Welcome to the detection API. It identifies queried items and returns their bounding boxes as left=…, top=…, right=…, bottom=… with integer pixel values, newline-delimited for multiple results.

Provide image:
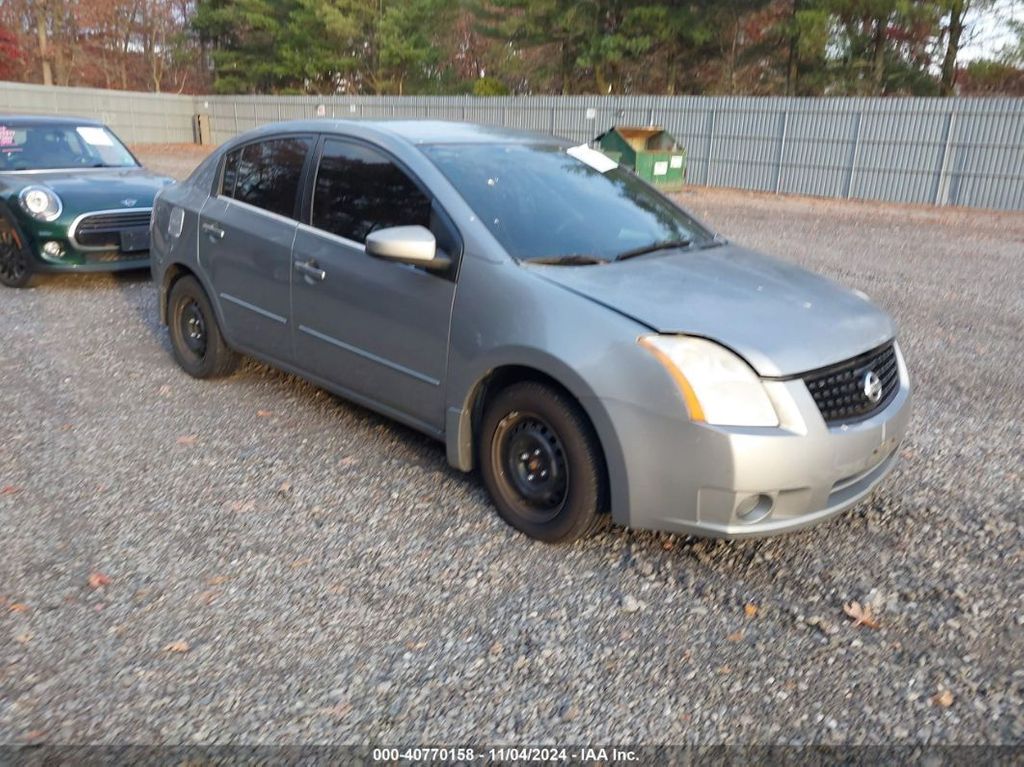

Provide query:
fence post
left=704, top=107, right=716, bottom=186
left=846, top=111, right=863, bottom=199
left=128, top=95, right=137, bottom=143
left=935, top=111, right=957, bottom=206
left=775, top=109, right=789, bottom=194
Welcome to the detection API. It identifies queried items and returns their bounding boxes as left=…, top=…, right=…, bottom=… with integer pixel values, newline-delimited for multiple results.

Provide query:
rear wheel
left=0, top=218, right=37, bottom=289
left=167, top=275, right=239, bottom=379
left=479, top=381, right=608, bottom=543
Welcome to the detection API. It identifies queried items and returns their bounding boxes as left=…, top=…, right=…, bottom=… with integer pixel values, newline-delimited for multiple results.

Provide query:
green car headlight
left=19, top=185, right=63, bottom=222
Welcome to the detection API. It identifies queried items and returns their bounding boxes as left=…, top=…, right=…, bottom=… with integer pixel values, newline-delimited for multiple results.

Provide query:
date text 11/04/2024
left=370, top=747, right=639, bottom=762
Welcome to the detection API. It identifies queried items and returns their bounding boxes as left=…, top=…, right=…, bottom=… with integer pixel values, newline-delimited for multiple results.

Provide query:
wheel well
left=469, top=365, right=611, bottom=511
left=0, top=204, right=27, bottom=248
left=160, top=263, right=197, bottom=324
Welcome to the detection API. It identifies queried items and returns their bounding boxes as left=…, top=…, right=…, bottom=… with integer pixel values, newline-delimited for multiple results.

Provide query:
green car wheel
left=0, top=216, right=36, bottom=289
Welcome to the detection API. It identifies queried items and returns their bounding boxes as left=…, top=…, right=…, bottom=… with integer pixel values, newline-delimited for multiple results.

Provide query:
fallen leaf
left=15, top=633, right=32, bottom=644
left=932, top=689, right=954, bottom=708
left=227, top=500, right=255, bottom=513
left=338, top=457, right=358, bottom=468
left=23, top=730, right=46, bottom=741
left=278, top=481, right=292, bottom=494
left=843, top=601, right=881, bottom=629
left=320, top=701, right=352, bottom=720
left=726, top=630, right=744, bottom=642
left=176, top=435, right=198, bottom=445
left=198, top=590, right=218, bottom=606
left=290, top=557, right=312, bottom=569
left=404, top=640, right=427, bottom=651
left=744, top=602, right=759, bottom=618
left=1, top=485, right=21, bottom=495
left=256, top=410, right=273, bottom=417
left=87, top=571, right=112, bottom=589
left=164, top=640, right=190, bottom=653
left=206, top=575, right=229, bottom=586
left=9, top=603, right=30, bottom=613
left=489, top=641, right=504, bottom=656
left=157, top=385, right=172, bottom=396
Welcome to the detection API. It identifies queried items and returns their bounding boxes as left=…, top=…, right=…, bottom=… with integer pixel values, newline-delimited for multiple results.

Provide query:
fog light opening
left=736, top=493, right=774, bottom=524
left=41, top=240, right=65, bottom=260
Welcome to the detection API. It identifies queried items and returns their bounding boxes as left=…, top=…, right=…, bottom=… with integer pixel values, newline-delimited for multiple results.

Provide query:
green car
left=0, top=115, right=175, bottom=288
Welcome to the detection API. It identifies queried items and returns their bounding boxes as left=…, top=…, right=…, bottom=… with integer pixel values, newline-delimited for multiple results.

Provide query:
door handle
left=201, top=222, right=225, bottom=240
left=294, top=259, right=326, bottom=282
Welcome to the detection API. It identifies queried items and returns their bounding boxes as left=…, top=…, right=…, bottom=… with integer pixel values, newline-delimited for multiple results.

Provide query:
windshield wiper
left=614, top=238, right=692, bottom=262
left=525, top=253, right=609, bottom=266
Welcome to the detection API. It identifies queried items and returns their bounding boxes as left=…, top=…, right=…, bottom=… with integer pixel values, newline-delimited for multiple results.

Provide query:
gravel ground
left=1, top=146, right=1022, bottom=746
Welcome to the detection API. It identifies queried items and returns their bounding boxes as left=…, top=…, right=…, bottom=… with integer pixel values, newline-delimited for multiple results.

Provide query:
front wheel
left=478, top=381, right=608, bottom=543
left=167, top=275, right=239, bottom=379
left=0, top=219, right=37, bottom=288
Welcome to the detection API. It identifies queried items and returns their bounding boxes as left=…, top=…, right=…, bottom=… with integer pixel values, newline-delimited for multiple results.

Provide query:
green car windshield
left=421, top=143, right=713, bottom=263
left=0, top=122, right=138, bottom=171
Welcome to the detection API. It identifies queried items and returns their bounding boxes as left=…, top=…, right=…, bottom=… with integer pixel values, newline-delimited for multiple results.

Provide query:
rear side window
left=220, top=137, right=311, bottom=218
left=312, top=139, right=431, bottom=243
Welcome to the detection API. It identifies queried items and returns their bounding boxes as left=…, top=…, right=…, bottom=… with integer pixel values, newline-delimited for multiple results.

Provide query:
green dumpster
left=596, top=126, right=686, bottom=191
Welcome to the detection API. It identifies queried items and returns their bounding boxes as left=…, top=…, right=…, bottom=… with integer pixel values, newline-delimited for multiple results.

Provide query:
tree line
left=2, top=0, right=1022, bottom=96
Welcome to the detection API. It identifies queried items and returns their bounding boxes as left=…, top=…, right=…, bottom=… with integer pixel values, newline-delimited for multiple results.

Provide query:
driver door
left=289, top=137, right=459, bottom=432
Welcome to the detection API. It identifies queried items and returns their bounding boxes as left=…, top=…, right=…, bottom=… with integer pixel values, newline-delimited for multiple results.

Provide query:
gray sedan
left=150, top=120, right=911, bottom=543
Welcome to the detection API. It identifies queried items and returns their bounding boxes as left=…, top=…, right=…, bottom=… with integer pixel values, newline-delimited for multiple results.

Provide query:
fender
left=445, top=347, right=632, bottom=526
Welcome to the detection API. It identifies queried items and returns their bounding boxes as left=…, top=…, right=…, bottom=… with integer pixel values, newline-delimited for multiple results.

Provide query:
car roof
left=237, top=119, right=568, bottom=148
left=0, top=114, right=104, bottom=127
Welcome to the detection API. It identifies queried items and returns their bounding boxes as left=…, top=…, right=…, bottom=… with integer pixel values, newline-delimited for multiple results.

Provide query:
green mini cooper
left=0, top=115, right=175, bottom=288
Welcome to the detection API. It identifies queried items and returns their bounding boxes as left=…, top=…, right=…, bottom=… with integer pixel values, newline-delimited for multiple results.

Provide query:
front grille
left=803, top=343, right=899, bottom=425
left=72, top=210, right=151, bottom=248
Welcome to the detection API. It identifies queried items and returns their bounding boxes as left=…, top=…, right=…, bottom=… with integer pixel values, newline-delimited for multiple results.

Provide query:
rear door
left=289, top=137, right=460, bottom=432
left=198, top=135, right=313, bottom=362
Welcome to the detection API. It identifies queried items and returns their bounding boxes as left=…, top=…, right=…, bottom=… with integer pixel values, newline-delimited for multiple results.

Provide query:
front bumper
left=602, top=344, right=912, bottom=538
left=28, top=238, right=150, bottom=273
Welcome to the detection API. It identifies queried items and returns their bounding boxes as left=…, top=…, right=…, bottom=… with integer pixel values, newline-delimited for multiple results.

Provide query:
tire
left=479, top=381, right=608, bottom=543
left=0, top=216, right=38, bottom=289
left=167, top=275, right=239, bottom=379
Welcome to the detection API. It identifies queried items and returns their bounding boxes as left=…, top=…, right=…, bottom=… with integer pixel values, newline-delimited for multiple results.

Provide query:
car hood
left=6, top=167, right=174, bottom=210
left=526, top=244, right=895, bottom=377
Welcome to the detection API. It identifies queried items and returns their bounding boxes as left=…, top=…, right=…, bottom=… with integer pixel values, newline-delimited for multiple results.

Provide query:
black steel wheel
left=479, top=381, right=608, bottom=543
left=167, top=275, right=239, bottom=379
left=0, top=219, right=36, bottom=289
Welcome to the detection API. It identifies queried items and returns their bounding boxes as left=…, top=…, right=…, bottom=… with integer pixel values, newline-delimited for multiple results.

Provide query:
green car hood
left=11, top=167, right=175, bottom=214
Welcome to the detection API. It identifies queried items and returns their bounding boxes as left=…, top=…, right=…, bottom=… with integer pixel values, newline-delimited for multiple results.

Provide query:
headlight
left=639, top=335, right=779, bottom=427
left=18, top=185, right=62, bottom=222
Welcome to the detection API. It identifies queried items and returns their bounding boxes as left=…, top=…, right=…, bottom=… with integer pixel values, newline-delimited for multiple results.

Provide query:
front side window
left=221, top=137, right=311, bottom=218
left=311, top=139, right=431, bottom=243
left=421, top=143, right=714, bottom=262
left=0, top=123, right=137, bottom=171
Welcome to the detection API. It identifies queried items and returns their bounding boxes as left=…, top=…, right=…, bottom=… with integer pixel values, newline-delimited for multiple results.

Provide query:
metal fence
left=0, top=80, right=197, bottom=144
left=3, top=81, right=1023, bottom=210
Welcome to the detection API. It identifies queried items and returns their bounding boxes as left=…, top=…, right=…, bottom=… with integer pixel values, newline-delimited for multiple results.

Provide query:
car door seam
left=220, top=293, right=287, bottom=324
left=297, top=324, right=440, bottom=386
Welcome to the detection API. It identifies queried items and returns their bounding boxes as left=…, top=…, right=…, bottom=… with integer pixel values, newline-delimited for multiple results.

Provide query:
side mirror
left=365, top=225, right=451, bottom=271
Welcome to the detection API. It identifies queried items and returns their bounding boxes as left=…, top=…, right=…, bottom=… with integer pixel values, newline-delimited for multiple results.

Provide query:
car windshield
left=0, top=122, right=138, bottom=171
left=421, top=143, right=714, bottom=262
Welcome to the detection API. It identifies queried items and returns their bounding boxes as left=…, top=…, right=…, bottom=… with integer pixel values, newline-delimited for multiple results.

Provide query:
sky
left=959, top=0, right=1022, bottom=61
